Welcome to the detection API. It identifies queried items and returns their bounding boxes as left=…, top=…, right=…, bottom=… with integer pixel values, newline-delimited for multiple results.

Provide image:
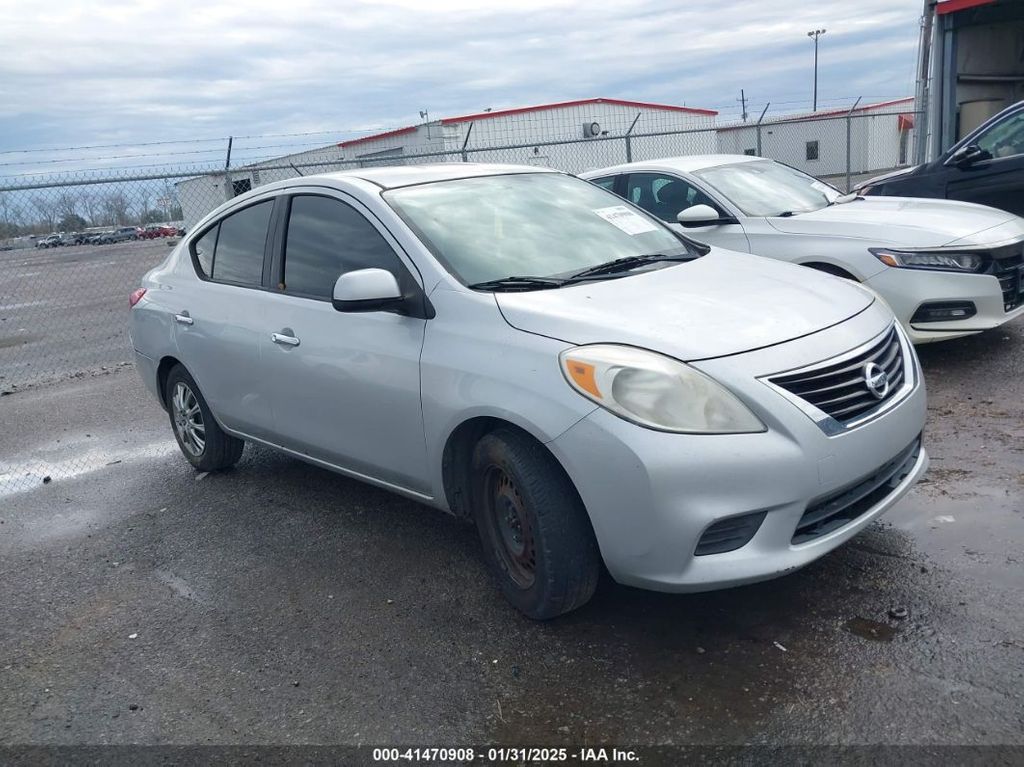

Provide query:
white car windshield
left=385, top=172, right=691, bottom=286
left=695, top=160, right=840, bottom=217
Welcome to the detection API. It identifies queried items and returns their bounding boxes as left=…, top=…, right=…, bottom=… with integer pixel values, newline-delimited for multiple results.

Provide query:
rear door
left=174, top=197, right=279, bottom=439
left=255, top=191, right=430, bottom=493
left=945, top=108, right=1024, bottom=216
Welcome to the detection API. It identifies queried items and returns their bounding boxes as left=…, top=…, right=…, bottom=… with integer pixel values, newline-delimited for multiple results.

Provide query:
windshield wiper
left=567, top=253, right=693, bottom=281
left=468, top=275, right=566, bottom=292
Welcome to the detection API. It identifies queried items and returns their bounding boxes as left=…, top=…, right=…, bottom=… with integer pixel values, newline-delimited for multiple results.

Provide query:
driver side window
left=625, top=173, right=719, bottom=222
left=282, top=195, right=404, bottom=299
left=975, top=111, right=1024, bottom=159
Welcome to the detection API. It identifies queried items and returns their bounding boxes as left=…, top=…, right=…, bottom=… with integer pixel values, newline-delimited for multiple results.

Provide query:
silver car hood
left=495, top=249, right=874, bottom=361
left=767, top=196, right=1021, bottom=248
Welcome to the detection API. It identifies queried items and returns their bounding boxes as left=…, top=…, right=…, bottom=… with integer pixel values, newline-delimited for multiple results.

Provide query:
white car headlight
left=560, top=344, right=765, bottom=434
left=870, top=248, right=985, bottom=273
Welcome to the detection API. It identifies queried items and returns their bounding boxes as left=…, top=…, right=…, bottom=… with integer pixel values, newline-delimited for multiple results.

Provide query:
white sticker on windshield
left=810, top=180, right=833, bottom=194
left=593, top=205, right=659, bottom=235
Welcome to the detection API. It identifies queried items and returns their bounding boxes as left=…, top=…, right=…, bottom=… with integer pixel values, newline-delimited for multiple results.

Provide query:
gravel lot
left=0, top=248, right=1022, bottom=748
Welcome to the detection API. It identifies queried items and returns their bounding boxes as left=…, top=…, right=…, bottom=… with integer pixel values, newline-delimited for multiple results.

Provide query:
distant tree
left=102, top=191, right=130, bottom=225
left=31, top=195, right=58, bottom=232
left=140, top=208, right=165, bottom=224
left=59, top=213, right=88, bottom=231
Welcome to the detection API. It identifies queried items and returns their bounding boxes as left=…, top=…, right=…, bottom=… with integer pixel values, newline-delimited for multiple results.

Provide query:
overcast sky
left=0, top=0, right=923, bottom=174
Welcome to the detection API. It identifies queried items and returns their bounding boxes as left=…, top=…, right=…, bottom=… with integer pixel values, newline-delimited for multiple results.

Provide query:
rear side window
left=203, top=200, right=273, bottom=286
left=282, top=195, right=403, bottom=298
left=193, top=228, right=216, bottom=276
left=590, top=176, right=617, bottom=191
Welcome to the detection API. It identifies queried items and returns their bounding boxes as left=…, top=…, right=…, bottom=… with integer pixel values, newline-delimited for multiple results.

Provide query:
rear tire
left=164, top=365, right=244, bottom=472
left=471, top=428, right=600, bottom=620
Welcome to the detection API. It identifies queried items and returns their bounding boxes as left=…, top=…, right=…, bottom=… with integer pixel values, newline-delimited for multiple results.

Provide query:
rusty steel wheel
left=482, top=466, right=538, bottom=589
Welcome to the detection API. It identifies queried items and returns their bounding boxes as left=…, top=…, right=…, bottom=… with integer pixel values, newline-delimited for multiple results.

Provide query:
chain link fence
left=1, top=104, right=918, bottom=494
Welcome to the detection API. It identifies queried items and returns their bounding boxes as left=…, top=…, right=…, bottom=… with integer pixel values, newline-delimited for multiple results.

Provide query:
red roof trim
left=440, top=98, right=718, bottom=124
left=936, top=0, right=996, bottom=15
left=338, top=97, right=717, bottom=149
left=716, top=97, right=915, bottom=132
left=338, top=125, right=418, bottom=148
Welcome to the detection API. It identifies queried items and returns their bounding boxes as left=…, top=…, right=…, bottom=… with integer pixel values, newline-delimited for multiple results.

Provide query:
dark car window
left=209, top=200, right=273, bottom=285
left=626, top=172, right=719, bottom=222
left=282, top=195, right=403, bottom=298
left=590, top=176, right=616, bottom=191
left=975, top=110, right=1024, bottom=159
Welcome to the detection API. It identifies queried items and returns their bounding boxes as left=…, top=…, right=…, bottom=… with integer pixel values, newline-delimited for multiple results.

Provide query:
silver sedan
left=130, top=164, right=927, bottom=619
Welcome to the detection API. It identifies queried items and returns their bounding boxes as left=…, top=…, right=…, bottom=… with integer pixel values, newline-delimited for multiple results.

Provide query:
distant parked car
left=856, top=100, right=1024, bottom=217
left=35, top=234, right=62, bottom=248
left=98, top=226, right=140, bottom=244
left=582, top=155, right=1024, bottom=344
left=59, top=232, right=90, bottom=246
left=140, top=224, right=176, bottom=239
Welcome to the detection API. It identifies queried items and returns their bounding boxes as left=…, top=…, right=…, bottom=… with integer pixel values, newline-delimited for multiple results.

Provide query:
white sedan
left=582, top=155, right=1024, bottom=344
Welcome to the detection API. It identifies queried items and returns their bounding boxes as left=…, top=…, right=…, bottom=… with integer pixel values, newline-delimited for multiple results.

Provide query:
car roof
left=580, top=154, right=765, bottom=178
left=278, top=162, right=559, bottom=191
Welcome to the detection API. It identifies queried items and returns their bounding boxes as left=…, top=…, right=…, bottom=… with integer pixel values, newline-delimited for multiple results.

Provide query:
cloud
left=0, top=0, right=922, bottom=174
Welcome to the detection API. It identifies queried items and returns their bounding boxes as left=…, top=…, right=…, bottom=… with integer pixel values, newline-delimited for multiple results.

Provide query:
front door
left=256, top=192, right=430, bottom=494
left=946, top=108, right=1024, bottom=216
left=623, top=172, right=751, bottom=252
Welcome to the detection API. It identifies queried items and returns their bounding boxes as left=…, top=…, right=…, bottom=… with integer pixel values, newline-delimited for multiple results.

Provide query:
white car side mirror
left=332, top=268, right=403, bottom=312
left=676, top=204, right=721, bottom=227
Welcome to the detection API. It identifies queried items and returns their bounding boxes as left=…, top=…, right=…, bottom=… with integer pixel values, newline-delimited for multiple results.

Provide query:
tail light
left=129, top=288, right=147, bottom=308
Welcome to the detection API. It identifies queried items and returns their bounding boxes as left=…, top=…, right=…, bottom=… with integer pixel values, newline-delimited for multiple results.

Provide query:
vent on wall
left=582, top=121, right=602, bottom=138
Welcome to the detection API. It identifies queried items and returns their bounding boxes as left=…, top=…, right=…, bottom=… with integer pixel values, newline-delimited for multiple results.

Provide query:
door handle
left=174, top=313, right=194, bottom=325
left=271, top=332, right=300, bottom=347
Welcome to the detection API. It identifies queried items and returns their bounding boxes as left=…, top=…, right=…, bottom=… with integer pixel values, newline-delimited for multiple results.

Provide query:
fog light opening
left=910, top=301, right=977, bottom=324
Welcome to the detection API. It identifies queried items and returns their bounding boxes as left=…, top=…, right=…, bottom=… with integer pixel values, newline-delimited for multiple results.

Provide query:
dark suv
left=857, top=101, right=1024, bottom=217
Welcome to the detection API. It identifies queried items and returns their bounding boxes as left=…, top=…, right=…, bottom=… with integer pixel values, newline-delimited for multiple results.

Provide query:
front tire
left=471, top=428, right=600, bottom=620
left=164, top=365, right=244, bottom=471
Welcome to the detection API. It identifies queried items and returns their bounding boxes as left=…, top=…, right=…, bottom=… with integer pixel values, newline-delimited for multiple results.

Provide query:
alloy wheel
left=171, top=381, right=206, bottom=457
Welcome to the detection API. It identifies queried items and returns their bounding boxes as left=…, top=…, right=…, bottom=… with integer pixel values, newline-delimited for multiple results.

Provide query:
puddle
left=844, top=616, right=898, bottom=642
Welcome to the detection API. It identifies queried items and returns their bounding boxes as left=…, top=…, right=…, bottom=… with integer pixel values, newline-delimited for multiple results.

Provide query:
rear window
left=192, top=200, right=274, bottom=286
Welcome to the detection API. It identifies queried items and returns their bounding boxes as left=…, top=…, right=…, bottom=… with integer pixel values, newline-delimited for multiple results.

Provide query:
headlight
left=559, top=344, right=765, bottom=434
left=870, top=248, right=985, bottom=272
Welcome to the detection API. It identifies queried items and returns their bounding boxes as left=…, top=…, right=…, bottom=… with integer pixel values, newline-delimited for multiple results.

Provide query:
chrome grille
left=769, top=325, right=905, bottom=426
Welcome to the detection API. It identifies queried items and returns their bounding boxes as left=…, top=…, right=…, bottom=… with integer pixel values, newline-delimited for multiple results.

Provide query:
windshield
left=694, top=160, right=840, bottom=217
left=384, top=172, right=691, bottom=286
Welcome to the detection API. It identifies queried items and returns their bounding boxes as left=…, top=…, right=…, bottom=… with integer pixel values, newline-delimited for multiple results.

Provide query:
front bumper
left=865, top=266, right=1024, bottom=344
left=546, top=304, right=928, bottom=592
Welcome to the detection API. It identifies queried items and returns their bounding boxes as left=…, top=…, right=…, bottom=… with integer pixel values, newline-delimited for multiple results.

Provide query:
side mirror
left=332, top=268, right=403, bottom=313
left=946, top=144, right=990, bottom=168
left=676, top=204, right=721, bottom=227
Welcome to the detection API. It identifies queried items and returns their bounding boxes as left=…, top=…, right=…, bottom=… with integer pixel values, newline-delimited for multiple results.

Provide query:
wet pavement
left=0, top=322, right=1022, bottom=746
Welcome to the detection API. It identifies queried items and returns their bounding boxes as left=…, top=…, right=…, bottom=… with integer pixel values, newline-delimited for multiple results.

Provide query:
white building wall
left=340, top=102, right=717, bottom=175
left=716, top=106, right=913, bottom=182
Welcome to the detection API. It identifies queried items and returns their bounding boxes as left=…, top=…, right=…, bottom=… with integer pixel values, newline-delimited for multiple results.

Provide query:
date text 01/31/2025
left=372, top=746, right=640, bottom=762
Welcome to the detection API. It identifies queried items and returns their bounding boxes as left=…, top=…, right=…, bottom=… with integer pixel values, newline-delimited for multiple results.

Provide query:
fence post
left=755, top=103, right=770, bottom=156
left=845, top=97, right=862, bottom=192
left=223, top=136, right=234, bottom=202
left=460, top=123, right=474, bottom=162
left=624, top=112, right=641, bottom=163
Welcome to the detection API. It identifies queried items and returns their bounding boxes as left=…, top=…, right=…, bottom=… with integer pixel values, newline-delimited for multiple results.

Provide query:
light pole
left=807, top=29, right=826, bottom=111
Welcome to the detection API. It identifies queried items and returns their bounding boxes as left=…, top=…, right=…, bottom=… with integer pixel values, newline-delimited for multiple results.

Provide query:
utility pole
left=807, top=29, right=826, bottom=111
left=738, top=89, right=748, bottom=122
